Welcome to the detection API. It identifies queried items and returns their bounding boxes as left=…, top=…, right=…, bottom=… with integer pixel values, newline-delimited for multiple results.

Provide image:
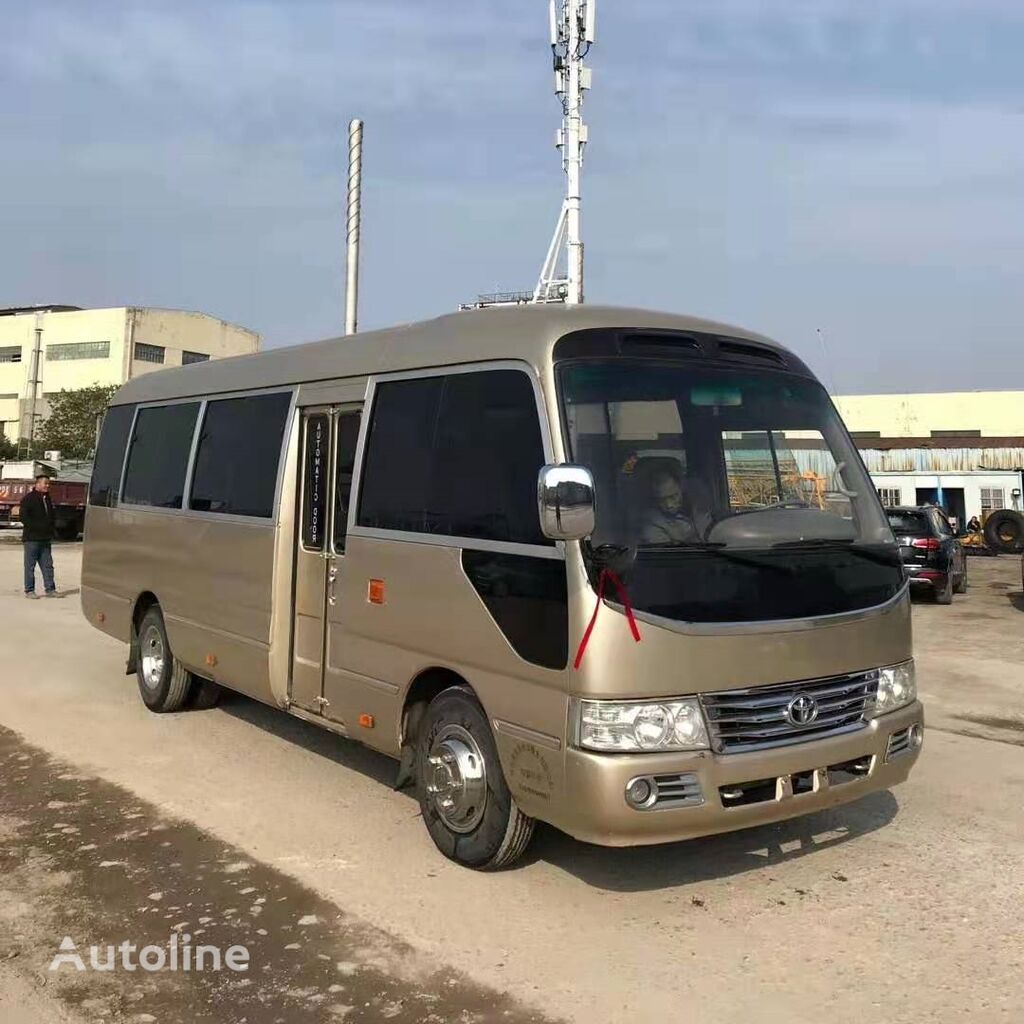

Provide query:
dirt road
left=0, top=543, right=1022, bottom=1023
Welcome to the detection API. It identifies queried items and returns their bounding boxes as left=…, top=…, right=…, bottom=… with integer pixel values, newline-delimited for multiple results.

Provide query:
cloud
left=0, top=0, right=1022, bottom=391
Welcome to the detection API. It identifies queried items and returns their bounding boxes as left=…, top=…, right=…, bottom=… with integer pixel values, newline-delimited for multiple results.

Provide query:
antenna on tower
left=460, top=2, right=596, bottom=311
left=534, top=0, right=595, bottom=305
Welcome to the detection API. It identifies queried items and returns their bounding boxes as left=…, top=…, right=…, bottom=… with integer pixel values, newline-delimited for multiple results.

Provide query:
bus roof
left=112, top=304, right=794, bottom=406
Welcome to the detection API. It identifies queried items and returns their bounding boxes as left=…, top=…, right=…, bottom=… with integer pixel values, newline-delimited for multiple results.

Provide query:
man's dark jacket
left=19, top=490, right=55, bottom=543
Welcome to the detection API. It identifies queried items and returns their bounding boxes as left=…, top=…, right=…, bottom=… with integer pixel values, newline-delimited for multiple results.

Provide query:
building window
left=0, top=346, right=22, bottom=363
left=0, top=392, right=18, bottom=400
left=930, top=429, right=981, bottom=438
left=134, top=343, right=165, bottom=364
left=188, top=392, right=292, bottom=518
left=46, top=341, right=110, bottom=361
left=849, top=431, right=882, bottom=439
left=877, top=487, right=902, bottom=506
left=981, top=488, right=1005, bottom=514
left=358, top=370, right=549, bottom=546
left=182, top=350, right=209, bottom=365
left=122, top=403, right=200, bottom=508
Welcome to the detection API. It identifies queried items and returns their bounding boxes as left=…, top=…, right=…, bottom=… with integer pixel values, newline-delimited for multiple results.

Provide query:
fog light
left=909, top=724, right=924, bottom=749
left=625, top=777, right=654, bottom=808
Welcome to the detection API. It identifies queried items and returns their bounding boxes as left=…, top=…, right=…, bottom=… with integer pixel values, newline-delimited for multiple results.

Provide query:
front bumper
left=559, top=701, right=924, bottom=846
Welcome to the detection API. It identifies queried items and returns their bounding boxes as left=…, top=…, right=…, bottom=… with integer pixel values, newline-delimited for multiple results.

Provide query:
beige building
left=833, top=391, right=1024, bottom=440
left=0, top=305, right=261, bottom=443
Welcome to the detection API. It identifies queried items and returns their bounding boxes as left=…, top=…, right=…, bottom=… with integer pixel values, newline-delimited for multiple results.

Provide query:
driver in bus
left=640, top=469, right=699, bottom=545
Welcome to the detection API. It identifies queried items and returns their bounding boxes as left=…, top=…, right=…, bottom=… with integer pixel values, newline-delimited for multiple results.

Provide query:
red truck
left=0, top=477, right=88, bottom=540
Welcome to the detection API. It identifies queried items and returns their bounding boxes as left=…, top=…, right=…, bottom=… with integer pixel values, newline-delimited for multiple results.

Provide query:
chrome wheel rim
left=425, top=724, right=487, bottom=834
left=140, top=624, right=165, bottom=691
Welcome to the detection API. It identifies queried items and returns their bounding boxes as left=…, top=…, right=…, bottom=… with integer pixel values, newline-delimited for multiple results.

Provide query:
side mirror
left=537, top=464, right=595, bottom=541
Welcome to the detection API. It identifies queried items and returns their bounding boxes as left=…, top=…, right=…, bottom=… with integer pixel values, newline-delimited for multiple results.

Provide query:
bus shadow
left=526, top=790, right=899, bottom=891
left=217, top=693, right=899, bottom=891
left=219, top=693, right=403, bottom=792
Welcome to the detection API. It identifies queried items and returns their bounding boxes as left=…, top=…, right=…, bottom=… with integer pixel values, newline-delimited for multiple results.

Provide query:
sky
left=1, top=0, right=1023, bottom=394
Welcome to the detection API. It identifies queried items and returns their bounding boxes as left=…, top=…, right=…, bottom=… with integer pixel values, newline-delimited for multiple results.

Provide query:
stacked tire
left=983, top=510, right=1024, bottom=554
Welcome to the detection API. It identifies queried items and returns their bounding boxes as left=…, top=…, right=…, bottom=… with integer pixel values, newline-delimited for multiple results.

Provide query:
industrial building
left=0, top=305, right=261, bottom=443
left=833, top=390, right=1024, bottom=439
left=831, top=391, right=1024, bottom=523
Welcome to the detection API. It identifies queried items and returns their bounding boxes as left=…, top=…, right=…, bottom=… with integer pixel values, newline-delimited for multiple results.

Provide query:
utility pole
left=20, top=312, right=44, bottom=458
left=345, top=118, right=364, bottom=336
left=534, top=0, right=596, bottom=305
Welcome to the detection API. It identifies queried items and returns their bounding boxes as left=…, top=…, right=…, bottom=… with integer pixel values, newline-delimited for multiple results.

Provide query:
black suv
left=885, top=505, right=967, bottom=605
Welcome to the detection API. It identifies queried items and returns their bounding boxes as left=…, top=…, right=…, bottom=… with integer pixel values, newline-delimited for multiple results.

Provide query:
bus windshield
left=559, top=360, right=903, bottom=623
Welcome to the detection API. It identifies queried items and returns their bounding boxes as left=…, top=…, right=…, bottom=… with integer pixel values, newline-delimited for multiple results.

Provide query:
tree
left=0, top=432, right=16, bottom=460
left=36, top=384, right=119, bottom=460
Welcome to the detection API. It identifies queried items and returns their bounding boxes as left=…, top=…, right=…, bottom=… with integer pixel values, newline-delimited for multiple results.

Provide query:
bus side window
left=332, top=411, right=361, bottom=552
left=89, top=403, right=137, bottom=507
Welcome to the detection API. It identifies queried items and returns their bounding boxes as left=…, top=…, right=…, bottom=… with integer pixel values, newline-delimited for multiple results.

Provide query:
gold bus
left=82, top=306, right=923, bottom=869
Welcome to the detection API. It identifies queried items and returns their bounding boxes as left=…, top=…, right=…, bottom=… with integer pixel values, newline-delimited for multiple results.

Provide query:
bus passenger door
left=318, top=409, right=362, bottom=725
left=290, top=405, right=363, bottom=716
left=291, top=408, right=333, bottom=712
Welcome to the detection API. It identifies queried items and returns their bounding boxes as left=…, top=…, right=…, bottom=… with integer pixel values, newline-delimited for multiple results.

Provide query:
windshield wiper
left=771, top=539, right=901, bottom=566
left=639, top=540, right=793, bottom=573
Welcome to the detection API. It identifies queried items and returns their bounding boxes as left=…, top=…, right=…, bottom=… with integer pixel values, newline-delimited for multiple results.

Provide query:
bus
left=82, top=306, right=923, bottom=869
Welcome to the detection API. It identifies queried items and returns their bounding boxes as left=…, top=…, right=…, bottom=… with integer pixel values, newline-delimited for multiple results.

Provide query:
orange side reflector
left=96, top=612, right=105, bottom=624
left=368, top=579, right=385, bottom=605
left=358, top=713, right=375, bottom=729
left=205, top=654, right=218, bottom=668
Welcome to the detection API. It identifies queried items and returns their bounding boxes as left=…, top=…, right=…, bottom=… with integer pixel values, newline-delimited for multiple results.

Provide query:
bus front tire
left=136, top=605, right=192, bottom=713
left=416, top=687, right=535, bottom=870
left=188, top=678, right=223, bottom=710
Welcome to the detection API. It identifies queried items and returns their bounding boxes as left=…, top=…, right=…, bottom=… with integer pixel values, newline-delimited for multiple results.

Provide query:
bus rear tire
left=416, top=687, right=535, bottom=870
left=136, top=605, right=192, bottom=713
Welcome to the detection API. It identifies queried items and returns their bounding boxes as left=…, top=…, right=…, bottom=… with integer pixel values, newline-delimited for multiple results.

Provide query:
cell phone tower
left=534, top=0, right=596, bottom=305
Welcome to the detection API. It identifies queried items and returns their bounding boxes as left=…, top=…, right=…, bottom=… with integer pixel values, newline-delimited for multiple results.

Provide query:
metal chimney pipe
left=24, top=312, right=44, bottom=451
left=345, top=118, right=364, bottom=336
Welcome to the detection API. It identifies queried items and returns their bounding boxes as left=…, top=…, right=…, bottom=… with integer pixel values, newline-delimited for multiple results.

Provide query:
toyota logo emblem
left=786, top=694, right=819, bottom=727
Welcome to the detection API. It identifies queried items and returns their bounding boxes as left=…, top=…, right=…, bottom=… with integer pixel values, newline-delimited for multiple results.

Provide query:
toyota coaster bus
left=82, top=305, right=923, bottom=869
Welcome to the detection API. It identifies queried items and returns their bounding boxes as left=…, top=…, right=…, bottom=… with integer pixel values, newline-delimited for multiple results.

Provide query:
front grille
left=701, top=670, right=879, bottom=754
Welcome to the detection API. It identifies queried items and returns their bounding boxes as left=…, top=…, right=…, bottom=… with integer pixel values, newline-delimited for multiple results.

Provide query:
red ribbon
left=573, top=568, right=642, bottom=669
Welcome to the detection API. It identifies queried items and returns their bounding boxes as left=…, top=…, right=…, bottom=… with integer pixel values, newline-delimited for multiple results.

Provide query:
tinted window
left=302, top=414, right=329, bottom=550
left=332, top=412, right=362, bottom=552
left=462, top=551, right=568, bottom=668
left=122, top=403, right=200, bottom=509
left=89, top=403, right=136, bottom=507
left=189, top=392, right=291, bottom=518
left=933, top=511, right=953, bottom=537
left=886, top=511, right=930, bottom=536
left=358, top=377, right=443, bottom=533
left=427, top=371, right=547, bottom=545
left=560, top=361, right=901, bottom=623
left=358, top=371, right=548, bottom=545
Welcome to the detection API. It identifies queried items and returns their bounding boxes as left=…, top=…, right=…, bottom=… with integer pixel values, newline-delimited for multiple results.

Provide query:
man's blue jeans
left=23, top=541, right=55, bottom=595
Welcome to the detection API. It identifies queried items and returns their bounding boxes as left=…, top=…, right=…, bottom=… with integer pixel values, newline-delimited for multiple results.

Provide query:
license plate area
left=718, top=755, right=874, bottom=808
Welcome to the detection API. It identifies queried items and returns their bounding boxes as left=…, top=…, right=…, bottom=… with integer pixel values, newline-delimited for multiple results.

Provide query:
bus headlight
left=575, top=698, right=710, bottom=753
left=869, top=660, right=917, bottom=717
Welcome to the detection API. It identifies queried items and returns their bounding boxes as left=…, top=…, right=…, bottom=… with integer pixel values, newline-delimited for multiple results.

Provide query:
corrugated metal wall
left=794, top=447, right=1024, bottom=475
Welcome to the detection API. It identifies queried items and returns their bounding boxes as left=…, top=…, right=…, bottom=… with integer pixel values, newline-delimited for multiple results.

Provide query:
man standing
left=20, top=474, right=57, bottom=598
